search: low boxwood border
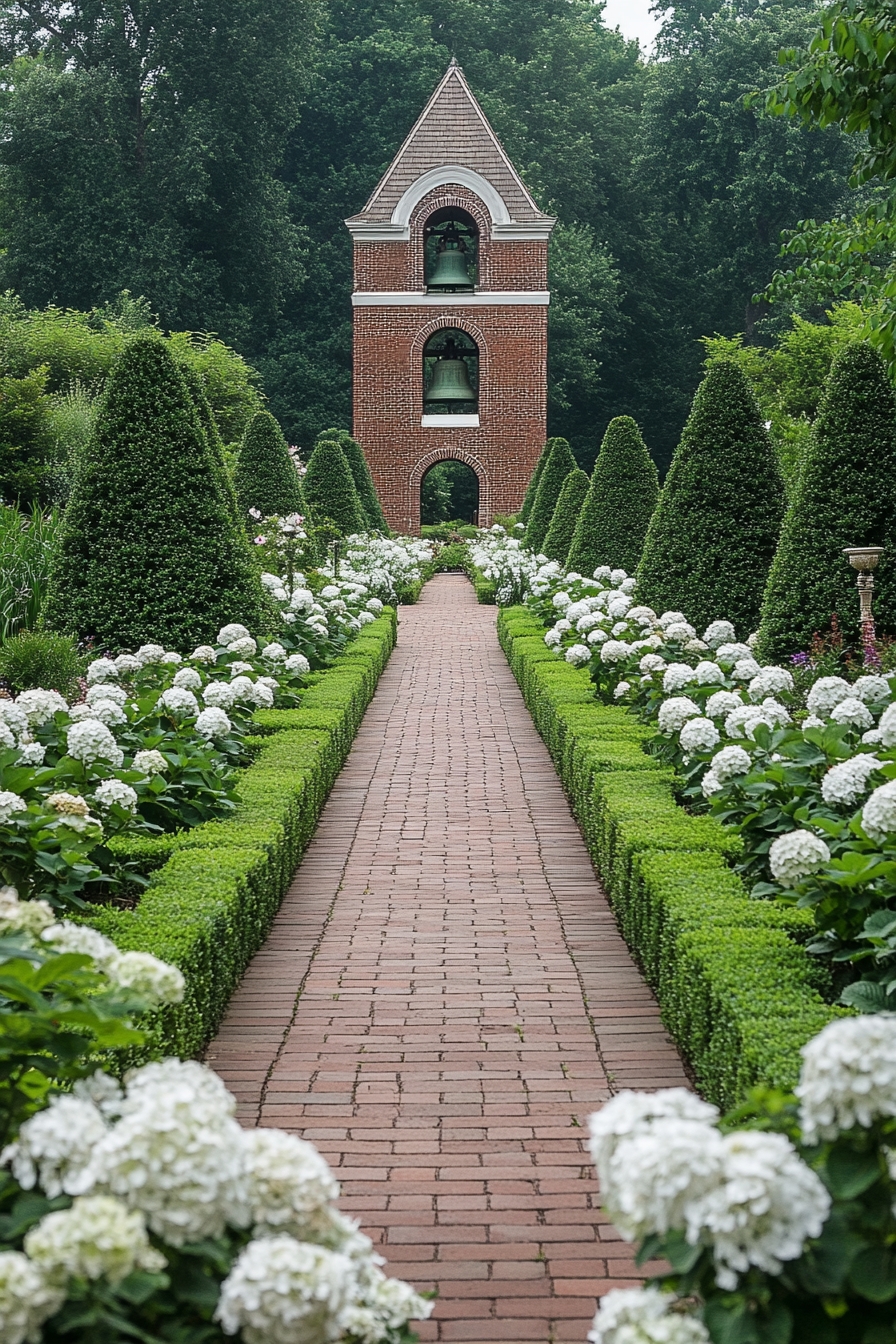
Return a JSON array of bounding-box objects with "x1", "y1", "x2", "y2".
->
[
  {"x1": 498, "y1": 605, "x2": 844, "y2": 1108},
  {"x1": 87, "y1": 611, "x2": 398, "y2": 1061}
]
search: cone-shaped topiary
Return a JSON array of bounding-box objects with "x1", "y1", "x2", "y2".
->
[
  {"x1": 44, "y1": 336, "x2": 267, "y2": 649},
  {"x1": 303, "y1": 437, "x2": 366, "y2": 537},
  {"x1": 525, "y1": 437, "x2": 577, "y2": 554},
  {"x1": 235, "y1": 410, "x2": 306, "y2": 526},
  {"x1": 636, "y1": 361, "x2": 785, "y2": 636},
  {"x1": 758, "y1": 343, "x2": 896, "y2": 660},
  {"x1": 542, "y1": 468, "x2": 590, "y2": 565},
  {"x1": 567, "y1": 417, "x2": 659, "y2": 576},
  {"x1": 180, "y1": 363, "x2": 240, "y2": 524},
  {"x1": 519, "y1": 440, "x2": 552, "y2": 523},
  {"x1": 317, "y1": 428, "x2": 387, "y2": 532}
]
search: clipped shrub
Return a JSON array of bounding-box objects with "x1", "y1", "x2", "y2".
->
[
  {"x1": 0, "y1": 629, "x2": 81, "y2": 694},
  {"x1": 525, "y1": 437, "x2": 576, "y2": 554},
  {"x1": 758, "y1": 343, "x2": 896, "y2": 661},
  {"x1": 180, "y1": 362, "x2": 240, "y2": 524},
  {"x1": 519, "y1": 439, "x2": 552, "y2": 523},
  {"x1": 303, "y1": 437, "x2": 366, "y2": 537},
  {"x1": 235, "y1": 409, "x2": 305, "y2": 526},
  {"x1": 542, "y1": 467, "x2": 590, "y2": 565},
  {"x1": 636, "y1": 361, "x2": 785, "y2": 636},
  {"x1": 567, "y1": 416, "x2": 659, "y2": 575},
  {"x1": 318, "y1": 428, "x2": 387, "y2": 532},
  {"x1": 44, "y1": 336, "x2": 267, "y2": 650}
]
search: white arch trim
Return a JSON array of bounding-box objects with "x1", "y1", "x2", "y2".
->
[{"x1": 392, "y1": 166, "x2": 511, "y2": 229}]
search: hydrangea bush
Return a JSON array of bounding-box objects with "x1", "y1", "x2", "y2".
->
[
  {"x1": 0, "y1": 888, "x2": 432, "y2": 1344},
  {"x1": 587, "y1": 1016, "x2": 896, "y2": 1344},
  {"x1": 483, "y1": 526, "x2": 896, "y2": 1011}
]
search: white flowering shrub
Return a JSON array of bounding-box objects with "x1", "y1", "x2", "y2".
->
[{"x1": 587, "y1": 1016, "x2": 896, "y2": 1344}]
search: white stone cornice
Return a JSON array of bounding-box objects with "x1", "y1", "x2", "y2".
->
[{"x1": 352, "y1": 291, "x2": 550, "y2": 307}]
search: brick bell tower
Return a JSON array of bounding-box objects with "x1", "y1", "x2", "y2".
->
[{"x1": 346, "y1": 60, "x2": 555, "y2": 533}]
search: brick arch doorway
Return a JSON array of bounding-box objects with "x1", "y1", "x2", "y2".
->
[{"x1": 408, "y1": 447, "x2": 491, "y2": 534}]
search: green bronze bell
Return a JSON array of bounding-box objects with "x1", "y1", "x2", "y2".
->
[
  {"x1": 427, "y1": 224, "x2": 473, "y2": 291},
  {"x1": 424, "y1": 339, "x2": 476, "y2": 403}
]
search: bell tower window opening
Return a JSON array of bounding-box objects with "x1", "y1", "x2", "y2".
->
[
  {"x1": 424, "y1": 208, "x2": 478, "y2": 292},
  {"x1": 422, "y1": 329, "x2": 478, "y2": 417}
]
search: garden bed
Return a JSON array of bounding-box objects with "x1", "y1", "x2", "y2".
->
[
  {"x1": 85, "y1": 610, "x2": 397, "y2": 1061},
  {"x1": 498, "y1": 605, "x2": 844, "y2": 1108}
]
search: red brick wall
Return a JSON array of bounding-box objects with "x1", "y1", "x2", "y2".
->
[{"x1": 351, "y1": 186, "x2": 549, "y2": 533}]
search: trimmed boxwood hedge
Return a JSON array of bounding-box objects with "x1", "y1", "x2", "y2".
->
[
  {"x1": 497, "y1": 605, "x2": 845, "y2": 1108},
  {"x1": 86, "y1": 611, "x2": 397, "y2": 1061}
]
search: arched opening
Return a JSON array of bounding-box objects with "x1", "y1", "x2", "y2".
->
[
  {"x1": 422, "y1": 328, "x2": 478, "y2": 416},
  {"x1": 420, "y1": 460, "x2": 480, "y2": 526},
  {"x1": 424, "y1": 207, "x2": 478, "y2": 292}
]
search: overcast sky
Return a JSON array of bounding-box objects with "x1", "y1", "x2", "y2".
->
[{"x1": 601, "y1": 0, "x2": 664, "y2": 53}]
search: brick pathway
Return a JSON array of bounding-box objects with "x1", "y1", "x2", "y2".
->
[{"x1": 206, "y1": 575, "x2": 688, "y2": 1343}]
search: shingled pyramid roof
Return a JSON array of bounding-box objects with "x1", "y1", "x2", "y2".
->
[{"x1": 346, "y1": 61, "x2": 554, "y2": 234}]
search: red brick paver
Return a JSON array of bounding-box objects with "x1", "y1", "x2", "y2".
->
[{"x1": 206, "y1": 575, "x2": 688, "y2": 1343}]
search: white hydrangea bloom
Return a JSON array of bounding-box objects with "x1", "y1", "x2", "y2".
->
[
  {"x1": 0, "y1": 701, "x2": 29, "y2": 738},
  {"x1": 666, "y1": 623, "x2": 697, "y2": 643},
  {"x1": 553, "y1": 591, "x2": 572, "y2": 609},
  {"x1": 157, "y1": 686, "x2": 199, "y2": 716},
  {"x1": 554, "y1": 618, "x2": 572, "y2": 634},
  {"x1": 821, "y1": 756, "x2": 880, "y2": 808},
  {"x1": 589, "y1": 629, "x2": 609, "y2": 645},
  {"x1": 709, "y1": 745, "x2": 752, "y2": 783},
  {"x1": 705, "y1": 691, "x2": 744, "y2": 721},
  {"x1": 607, "y1": 595, "x2": 632, "y2": 618},
  {"x1": 702, "y1": 621, "x2": 737, "y2": 650},
  {"x1": 357, "y1": 611, "x2": 375, "y2": 626},
  {"x1": 600, "y1": 1121, "x2": 725, "y2": 1241},
  {"x1": 0, "y1": 886, "x2": 53, "y2": 937},
  {"x1": 748, "y1": 667, "x2": 794, "y2": 701},
  {"x1": 612, "y1": 620, "x2": 631, "y2": 637},
  {"x1": 291, "y1": 590, "x2": 315, "y2": 613},
  {"x1": 593, "y1": 566, "x2": 613, "y2": 580},
  {"x1": 0, "y1": 791, "x2": 27, "y2": 824},
  {"x1": 366, "y1": 598, "x2": 383, "y2": 614},
  {"x1": 262, "y1": 642, "x2": 287, "y2": 662},
  {"x1": 565, "y1": 644, "x2": 591, "y2": 667},
  {"x1": 249, "y1": 681, "x2": 275, "y2": 709},
  {"x1": 70, "y1": 699, "x2": 127, "y2": 728},
  {"x1": 16, "y1": 689, "x2": 68, "y2": 727},
  {"x1": 190, "y1": 645, "x2": 217, "y2": 664},
  {"x1": 230, "y1": 636, "x2": 259, "y2": 657},
  {"x1": 614, "y1": 681, "x2": 632, "y2": 700},
  {"x1": 679, "y1": 718, "x2": 720, "y2": 755},
  {"x1": 588, "y1": 1288, "x2": 709, "y2": 1344},
  {"x1": 2, "y1": 1094, "x2": 107, "y2": 1197},
  {"x1": 544, "y1": 628, "x2": 562, "y2": 648},
  {"x1": 853, "y1": 675, "x2": 891, "y2": 705},
  {"x1": 114, "y1": 654, "x2": 142, "y2": 676},
  {"x1": 160, "y1": 652, "x2": 182, "y2": 666},
  {"x1": 658, "y1": 697, "x2": 701, "y2": 735},
  {"x1": 733, "y1": 658, "x2": 761, "y2": 682},
  {"x1": 132, "y1": 749, "x2": 167, "y2": 775},
  {"x1": 172, "y1": 667, "x2": 203, "y2": 691},
  {"x1": 94, "y1": 779, "x2": 138, "y2": 813},
  {"x1": 628, "y1": 606, "x2": 657, "y2": 625},
  {"x1": 588, "y1": 1089, "x2": 719, "y2": 1173},
  {"x1": 658, "y1": 611, "x2": 688, "y2": 629},
  {"x1": 15, "y1": 741, "x2": 45, "y2": 766},
  {"x1": 686, "y1": 1130, "x2": 830, "y2": 1290},
  {"x1": 862, "y1": 779, "x2": 896, "y2": 843},
  {"x1": 241, "y1": 1129, "x2": 339, "y2": 1235},
  {"x1": 684, "y1": 638, "x2": 709, "y2": 655},
  {"x1": 41, "y1": 921, "x2": 118, "y2": 970},
  {"x1": 320, "y1": 585, "x2": 340, "y2": 600},
  {"x1": 803, "y1": 715, "x2": 826, "y2": 732},
  {"x1": 878, "y1": 703, "x2": 896, "y2": 747},
  {"x1": 135, "y1": 644, "x2": 166, "y2": 666},
  {"x1": 768, "y1": 830, "x2": 831, "y2": 885},
  {"x1": 761, "y1": 697, "x2": 791, "y2": 728},
  {"x1": 88, "y1": 1059, "x2": 247, "y2": 1244},
  {"x1": 694, "y1": 660, "x2": 725, "y2": 686},
  {"x1": 65, "y1": 720, "x2": 124, "y2": 768},
  {"x1": 601, "y1": 640, "x2": 631, "y2": 665},
  {"x1": 715, "y1": 642, "x2": 753, "y2": 664},
  {"x1": 195, "y1": 707, "x2": 232, "y2": 739},
  {"x1": 108, "y1": 952, "x2": 185, "y2": 1005},
  {"x1": 86, "y1": 683, "x2": 127, "y2": 706},
  {"x1": 701, "y1": 769, "x2": 722, "y2": 798},
  {"x1": 73, "y1": 1070, "x2": 124, "y2": 1119},
  {"x1": 724, "y1": 705, "x2": 778, "y2": 741},
  {"x1": 24, "y1": 1195, "x2": 166, "y2": 1286},
  {"x1": 798, "y1": 1017, "x2": 896, "y2": 1142},
  {"x1": 285, "y1": 653, "x2": 310, "y2": 675},
  {"x1": 639, "y1": 654, "x2": 667, "y2": 675},
  {"x1": 203, "y1": 681, "x2": 236, "y2": 709},
  {"x1": 230, "y1": 660, "x2": 256, "y2": 676},
  {"x1": 830, "y1": 697, "x2": 874, "y2": 730},
  {"x1": 86, "y1": 658, "x2": 119, "y2": 685},
  {"x1": 807, "y1": 676, "x2": 852, "y2": 719},
  {"x1": 864, "y1": 729, "x2": 884, "y2": 745},
  {"x1": 662, "y1": 663, "x2": 695, "y2": 694},
  {"x1": 341, "y1": 1269, "x2": 434, "y2": 1344},
  {"x1": 0, "y1": 1250, "x2": 64, "y2": 1344},
  {"x1": 567, "y1": 601, "x2": 591, "y2": 623},
  {"x1": 215, "y1": 1237, "x2": 356, "y2": 1344},
  {"x1": 218, "y1": 624, "x2": 251, "y2": 646}
]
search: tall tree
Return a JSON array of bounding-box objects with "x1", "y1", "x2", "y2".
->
[
  {"x1": 235, "y1": 410, "x2": 306, "y2": 525},
  {"x1": 525, "y1": 436, "x2": 576, "y2": 554},
  {"x1": 567, "y1": 417, "x2": 658, "y2": 576}
]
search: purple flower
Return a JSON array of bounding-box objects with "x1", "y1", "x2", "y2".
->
[
  {"x1": 790, "y1": 652, "x2": 810, "y2": 667},
  {"x1": 254, "y1": 535, "x2": 268, "y2": 546}
]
